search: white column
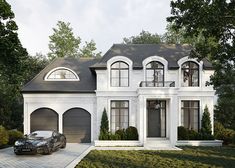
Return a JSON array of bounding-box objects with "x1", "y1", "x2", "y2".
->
[
  {"x1": 170, "y1": 96, "x2": 178, "y2": 146},
  {"x1": 138, "y1": 95, "x2": 145, "y2": 144},
  {"x1": 58, "y1": 113, "x2": 63, "y2": 133},
  {"x1": 23, "y1": 102, "x2": 28, "y2": 134}
]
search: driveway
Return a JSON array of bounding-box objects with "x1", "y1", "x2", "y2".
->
[{"x1": 0, "y1": 143, "x2": 91, "y2": 168}]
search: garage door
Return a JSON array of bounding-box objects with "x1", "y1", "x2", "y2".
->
[
  {"x1": 30, "y1": 108, "x2": 58, "y2": 132},
  {"x1": 63, "y1": 108, "x2": 91, "y2": 143}
]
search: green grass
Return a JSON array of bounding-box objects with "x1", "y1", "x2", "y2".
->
[{"x1": 76, "y1": 146, "x2": 235, "y2": 168}]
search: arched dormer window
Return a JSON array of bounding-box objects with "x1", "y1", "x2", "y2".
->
[
  {"x1": 181, "y1": 61, "x2": 199, "y2": 87},
  {"x1": 111, "y1": 61, "x2": 129, "y2": 87},
  {"x1": 146, "y1": 61, "x2": 164, "y2": 86},
  {"x1": 45, "y1": 67, "x2": 79, "y2": 81}
]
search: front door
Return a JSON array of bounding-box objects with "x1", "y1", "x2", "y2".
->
[{"x1": 147, "y1": 100, "x2": 166, "y2": 137}]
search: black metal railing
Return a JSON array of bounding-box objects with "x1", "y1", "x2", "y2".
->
[{"x1": 139, "y1": 81, "x2": 175, "y2": 87}]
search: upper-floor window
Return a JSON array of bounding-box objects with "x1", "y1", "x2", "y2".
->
[
  {"x1": 111, "y1": 61, "x2": 129, "y2": 87},
  {"x1": 146, "y1": 61, "x2": 164, "y2": 86},
  {"x1": 181, "y1": 61, "x2": 199, "y2": 87},
  {"x1": 45, "y1": 67, "x2": 79, "y2": 81}
]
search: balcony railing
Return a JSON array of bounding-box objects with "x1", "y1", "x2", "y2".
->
[{"x1": 139, "y1": 81, "x2": 175, "y2": 87}]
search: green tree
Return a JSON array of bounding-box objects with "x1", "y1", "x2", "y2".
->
[
  {"x1": 123, "y1": 30, "x2": 161, "y2": 44},
  {"x1": 100, "y1": 108, "x2": 109, "y2": 133},
  {"x1": 80, "y1": 40, "x2": 102, "y2": 57},
  {"x1": 48, "y1": 21, "x2": 81, "y2": 60},
  {"x1": 201, "y1": 105, "x2": 212, "y2": 135},
  {"x1": 167, "y1": 0, "x2": 235, "y2": 130}
]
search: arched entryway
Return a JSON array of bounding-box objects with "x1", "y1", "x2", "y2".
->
[
  {"x1": 30, "y1": 108, "x2": 58, "y2": 132},
  {"x1": 63, "y1": 108, "x2": 91, "y2": 143}
]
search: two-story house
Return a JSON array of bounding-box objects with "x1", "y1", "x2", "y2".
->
[{"x1": 22, "y1": 44, "x2": 215, "y2": 147}]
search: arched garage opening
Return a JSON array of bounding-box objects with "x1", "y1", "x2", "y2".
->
[
  {"x1": 63, "y1": 108, "x2": 91, "y2": 143},
  {"x1": 30, "y1": 108, "x2": 58, "y2": 132}
]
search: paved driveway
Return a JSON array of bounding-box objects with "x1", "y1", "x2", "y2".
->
[{"x1": 0, "y1": 143, "x2": 91, "y2": 168}]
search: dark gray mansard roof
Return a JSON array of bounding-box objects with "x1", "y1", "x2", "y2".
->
[
  {"x1": 91, "y1": 44, "x2": 213, "y2": 70},
  {"x1": 22, "y1": 58, "x2": 98, "y2": 93},
  {"x1": 22, "y1": 44, "x2": 213, "y2": 93}
]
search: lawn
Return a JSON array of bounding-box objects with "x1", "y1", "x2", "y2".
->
[{"x1": 76, "y1": 146, "x2": 235, "y2": 168}]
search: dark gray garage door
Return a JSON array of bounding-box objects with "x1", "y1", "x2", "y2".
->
[
  {"x1": 30, "y1": 108, "x2": 58, "y2": 132},
  {"x1": 63, "y1": 108, "x2": 91, "y2": 143}
]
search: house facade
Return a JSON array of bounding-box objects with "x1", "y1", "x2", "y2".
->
[{"x1": 22, "y1": 44, "x2": 215, "y2": 146}]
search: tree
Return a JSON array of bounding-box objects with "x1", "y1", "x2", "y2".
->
[
  {"x1": 100, "y1": 108, "x2": 109, "y2": 133},
  {"x1": 80, "y1": 40, "x2": 102, "y2": 57},
  {"x1": 201, "y1": 105, "x2": 212, "y2": 135},
  {"x1": 123, "y1": 30, "x2": 161, "y2": 44},
  {"x1": 48, "y1": 21, "x2": 81, "y2": 60},
  {"x1": 167, "y1": 0, "x2": 235, "y2": 130}
]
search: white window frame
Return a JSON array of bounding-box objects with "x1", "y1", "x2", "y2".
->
[{"x1": 44, "y1": 67, "x2": 80, "y2": 81}]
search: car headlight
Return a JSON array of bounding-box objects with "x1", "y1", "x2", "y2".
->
[
  {"x1": 15, "y1": 141, "x2": 24, "y2": 146},
  {"x1": 36, "y1": 141, "x2": 47, "y2": 147}
]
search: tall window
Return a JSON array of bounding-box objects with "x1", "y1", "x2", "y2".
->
[
  {"x1": 181, "y1": 61, "x2": 199, "y2": 87},
  {"x1": 111, "y1": 101, "x2": 129, "y2": 132},
  {"x1": 146, "y1": 61, "x2": 164, "y2": 86},
  {"x1": 181, "y1": 101, "x2": 199, "y2": 131},
  {"x1": 46, "y1": 68, "x2": 79, "y2": 80},
  {"x1": 111, "y1": 62, "x2": 129, "y2": 87}
]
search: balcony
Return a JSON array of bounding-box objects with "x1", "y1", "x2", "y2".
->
[{"x1": 139, "y1": 81, "x2": 175, "y2": 87}]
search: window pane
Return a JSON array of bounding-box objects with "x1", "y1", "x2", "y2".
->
[
  {"x1": 111, "y1": 62, "x2": 119, "y2": 68},
  {"x1": 111, "y1": 70, "x2": 119, "y2": 78},
  {"x1": 47, "y1": 69, "x2": 77, "y2": 79},
  {"x1": 120, "y1": 78, "x2": 128, "y2": 86},
  {"x1": 111, "y1": 101, "x2": 119, "y2": 108},
  {"x1": 192, "y1": 70, "x2": 199, "y2": 86},
  {"x1": 191, "y1": 62, "x2": 199, "y2": 69},
  {"x1": 119, "y1": 62, "x2": 128, "y2": 69},
  {"x1": 111, "y1": 78, "x2": 119, "y2": 87},
  {"x1": 120, "y1": 101, "x2": 128, "y2": 108},
  {"x1": 120, "y1": 70, "x2": 128, "y2": 78}
]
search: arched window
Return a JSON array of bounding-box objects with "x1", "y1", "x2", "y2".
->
[
  {"x1": 181, "y1": 61, "x2": 199, "y2": 87},
  {"x1": 146, "y1": 61, "x2": 164, "y2": 86},
  {"x1": 111, "y1": 61, "x2": 129, "y2": 87},
  {"x1": 45, "y1": 67, "x2": 79, "y2": 81}
]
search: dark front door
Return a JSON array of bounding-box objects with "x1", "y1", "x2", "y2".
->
[{"x1": 147, "y1": 100, "x2": 166, "y2": 137}]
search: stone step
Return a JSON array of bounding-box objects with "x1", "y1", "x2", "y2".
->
[{"x1": 144, "y1": 140, "x2": 172, "y2": 148}]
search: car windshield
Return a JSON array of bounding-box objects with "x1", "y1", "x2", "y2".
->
[{"x1": 28, "y1": 131, "x2": 53, "y2": 139}]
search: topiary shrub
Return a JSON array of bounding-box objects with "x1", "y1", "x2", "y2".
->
[
  {"x1": 178, "y1": 126, "x2": 189, "y2": 140},
  {"x1": 188, "y1": 129, "x2": 200, "y2": 140},
  {"x1": 99, "y1": 108, "x2": 110, "y2": 140},
  {"x1": 8, "y1": 130, "x2": 23, "y2": 145},
  {"x1": 0, "y1": 125, "x2": 9, "y2": 146},
  {"x1": 126, "y1": 126, "x2": 138, "y2": 140},
  {"x1": 109, "y1": 133, "x2": 121, "y2": 140},
  {"x1": 200, "y1": 105, "x2": 213, "y2": 137},
  {"x1": 115, "y1": 129, "x2": 126, "y2": 140}
]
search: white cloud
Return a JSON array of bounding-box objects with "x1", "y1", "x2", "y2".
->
[{"x1": 8, "y1": 0, "x2": 171, "y2": 55}]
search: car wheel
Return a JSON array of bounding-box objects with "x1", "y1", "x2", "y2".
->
[
  {"x1": 60, "y1": 139, "x2": 66, "y2": 149},
  {"x1": 43, "y1": 146, "x2": 52, "y2": 155},
  {"x1": 14, "y1": 151, "x2": 21, "y2": 155}
]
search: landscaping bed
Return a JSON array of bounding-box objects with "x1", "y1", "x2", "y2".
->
[{"x1": 76, "y1": 146, "x2": 235, "y2": 168}]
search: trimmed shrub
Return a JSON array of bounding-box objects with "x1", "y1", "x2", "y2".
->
[
  {"x1": 99, "y1": 131, "x2": 109, "y2": 140},
  {"x1": 178, "y1": 126, "x2": 189, "y2": 140},
  {"x1": 201, "y1": 105, "x2": 212, "y2": 135},
  {"x1": 188, "y1": 129, "x2": 199, "y2": 140},
  {"x1": 126, "y1": 126, "x2": 138, "y2": 140},
  {"x1": 100, "y1": 108, "x2": 109, "y2": 133},
  {"x1": 8, "y1": 130, "x2": 23, "y2": 145},
  {"x1": 109, "y1": 133, "x2": 121, "y2": 140},
  {"x1": 115, "y1": 129, "x2": 126, "y2": 140},
  {"x1": 214, "y1": 121, "x2": 235, "y2": 145},
  {"x1": 0, "y1": 125, "x2": 9, "y2": 146}
]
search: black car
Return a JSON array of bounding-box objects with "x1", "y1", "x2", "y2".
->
[{"x1": 14, "y1": 130, "x2": 66, "y2": 155}]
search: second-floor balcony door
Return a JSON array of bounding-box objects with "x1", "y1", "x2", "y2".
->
[{"x1": 146, "y1": 61, "x2": 164, "y2": 87}]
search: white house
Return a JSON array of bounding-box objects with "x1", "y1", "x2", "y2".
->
[{"x1": 22, "y1": 44, "x2": 215, "y2": 146}]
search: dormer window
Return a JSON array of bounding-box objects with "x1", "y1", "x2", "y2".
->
[
  {"x1": 111, "y1": 61, "x2": 129, "y2": 87},
  {"x1": 146, "y1": 61, "x2": 164, "y2": 87},
  {"x1": 181, "y1": 61, "x2": 199, "y2": 87},
  {"x1": 45, "y1": 67, "x2": 79, "y2": 81}
]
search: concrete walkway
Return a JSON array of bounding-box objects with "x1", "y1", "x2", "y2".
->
[{"x1": 0, "y1": 143, "x2": 91, "y2": 168}]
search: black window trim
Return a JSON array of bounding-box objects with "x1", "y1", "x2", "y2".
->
[
  {"x1": 181, "y1": 100, "x2": 200, "y2": 131},
  {"x1": 110, "y1": 100, "x2": 129, "y2": 132},
  {"x1": 146, "y1": 61, "x2": 165, "y2": 86},
  {"x1": 181, "y1": 61, "x2": 200, "y2": 87},
  {"x1": 110, "y1": 61, "x2": 129, "y2": 87}
]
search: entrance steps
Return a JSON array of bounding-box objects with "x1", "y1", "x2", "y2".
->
[{"x1": 144, "y1": 138, "x2": 174, "y2": 149}]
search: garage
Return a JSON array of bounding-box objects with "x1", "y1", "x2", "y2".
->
[
  {"x1": 30, "y1": 108, "x2": 58, "y2": 132},
  {"x1": 63, "y1": 108, "x2": 91, "y2": 143}
]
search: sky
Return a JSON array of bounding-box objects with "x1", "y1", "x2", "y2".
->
[{"x1": 8, "y1": 0, "x2": 172, "y2": 56}]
